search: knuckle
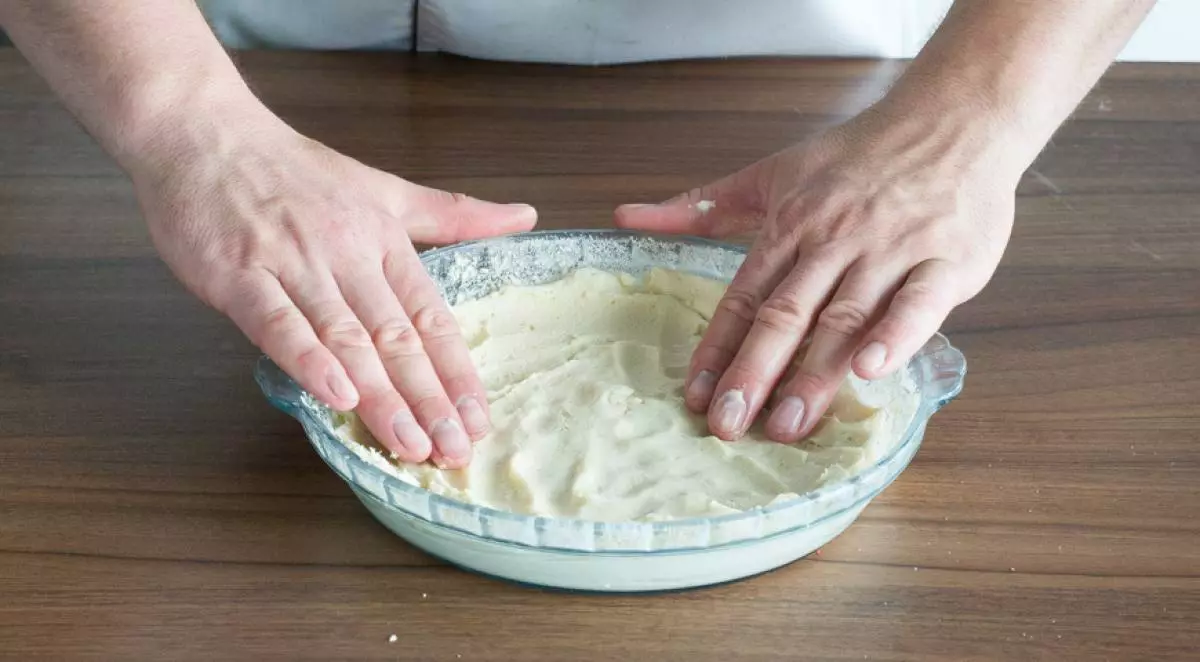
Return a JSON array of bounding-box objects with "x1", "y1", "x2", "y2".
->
[
  {"x1": 684, "y1": 186, "x2": 713, "y2": 206},
  {"x1": 894, "y1": 281, "x2": 942, "y2": 309},
  {"x1": 192, "y1": 230, "x2": 256, "y2": 279},
  {"x1": 409, "y1": 393, "x2": 450, "y2": 418},
  {"x1": 276, "y1": 210, "x2": 311, "y2": 258},
  {"x1": 260, "y1": 304, "x2": 305, "y2": 338},
  {"x1": 410, "y1": 304, "x2": 460, "y2": 340},
  {"x1": 438, "y1": 375, "x2": 478, "y2": 399},
  {"x1": 226, "y1": 225, "x2": 274, "y2": 271},
  {"x1": 316, "y1": 315, "x2": 373, "y2": 350},
  {"x1": 424, "y1": 188, "x2": 473, "y2": 208},
  {"x1": 754, "y1": 296, "x2": 809, "y2": 335},
  {"x1": 292, "y1": 345, "x2": 328, "y2": 372},
  {"x1": 691, "y1": 344, "x2": 736, "y2": 372},
  {"x1": 816, "y1": 300, "x2": 872, "y2": 338},
  {"x1": 716, "y1": 288, "x2": 761, "y2": 324},
  {"x1": 355, "y1": 384, "x2": 401, "y2": 408},
  {"x1": 790, "y1": 371, "x2": 836, "y2": 397},
  {"x1": 719, "y1": 365, "x2": 762, "y2": 393},
  {"x1": 372, "y1": 317, "x2": 424, "y2": 359}
]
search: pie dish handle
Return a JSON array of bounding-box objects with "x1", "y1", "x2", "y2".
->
[
  {"x1": 915, "y1": 333, "x2": 968, "y2": 411},
  {"x1": 253, "y1": 356, "x2": 306, "y2": 420}
]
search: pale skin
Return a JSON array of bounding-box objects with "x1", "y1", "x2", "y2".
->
[
  {"x1": 617, "y1": 0, "x2": 1158, "y2": 441},
  {"x1": 0, "y1": 1, "x2": 1156, "y2": 462}
]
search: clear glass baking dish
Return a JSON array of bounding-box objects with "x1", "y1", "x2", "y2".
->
[{"x1": 255, "y1": 230, "x2": 966, "y2": 591}]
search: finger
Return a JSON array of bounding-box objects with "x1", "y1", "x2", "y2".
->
[
  {"x1": 614, "y1": 163, "x2": 767, "y2": 238},
  {"x1": 684, "y1": 243, "x2": 794, "y2": 416},
  {"x1": 218, "y1": 270, "x2": 358, "y2": 411},
  {"x1": 705, "y1": 254, "x2": 845, "y2": 440},
  {"x1": 852, "y1": 259, "x2": 959, "y2": 380},
  {"x1": 338, "y1": 261, "x2": 474, "y2": 470},
  {"x1": 398, "y1": 182, "x2": 537, "y2": 245},
  {"x1": 766, "y1": 262, "x2": 908, "y2": 443},
  {"x1": 282, "y1": 269, "x2": 434, "y2": 464},
  {"x1": 383, "y1": 246, "x2": 492, "y2": 443}
]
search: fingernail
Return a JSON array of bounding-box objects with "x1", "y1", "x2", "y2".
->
[
  {"x1": 713, "y1": 390, "x2": 747, "y2": 435},
  {"x1": 856, "y1": 342, "x2": 888, "y2": 373},
  {"x1": 456, "y1": 396, "x2": 489, "y2": 436},
  {"x1": 392, "y1": 410, "x2": 432, "y2": 459},
  {"x1": 430, "y1": 418, "x2": 472, "y2": 462},
  {"x1": 768, "y1": 397, "x2": 806, "y2": 441},
  {"x1": 686, "y1": 370, "x2": 718, "y2": 406},
  {"x1": 326, "y1": 368, "x2": 359, "y2": 407}
]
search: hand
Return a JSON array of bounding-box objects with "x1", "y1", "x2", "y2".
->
[
  {"x1": 616, "y1": 107, "x2": 1018, "y2": 442},
  {"x1": 130, "y1": 108, "x2": 536, "y2": 467}
]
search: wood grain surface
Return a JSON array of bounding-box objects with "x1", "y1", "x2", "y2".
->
[{"x1": 1, "y1": 50, "x2": 1198, "y2": 661}]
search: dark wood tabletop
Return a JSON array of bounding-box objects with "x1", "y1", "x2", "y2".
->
[{"x1": 1, "y1": 49, "x2": 1198, "y2": 661}]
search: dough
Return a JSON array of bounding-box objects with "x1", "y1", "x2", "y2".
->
[{"x1": 333, "y1": 268, "x2": 920, "y2": 522}]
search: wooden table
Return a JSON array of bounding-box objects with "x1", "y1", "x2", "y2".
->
[{"x1": 1, "y1": 50, "x2": 1197, "y2": 661}]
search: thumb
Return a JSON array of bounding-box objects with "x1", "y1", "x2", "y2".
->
[
  {"x1": 614, "y1": 166, "x2": 765, "y2": 238},
  {"x1": 401, "y1": 183, "x2": 538, "y2": 245}
]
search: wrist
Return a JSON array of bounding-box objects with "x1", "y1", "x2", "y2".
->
[
  {"x1": 854, "y1": 76, "x2": 1041, "y2": 186},
  {"x1": 109, "y1": 61, "x2": 282, "y2": 180}
]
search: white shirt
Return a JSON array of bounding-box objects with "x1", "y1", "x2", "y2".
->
[{"x1": 196, "y1": 0, "x2": 1199, "y2": 64}]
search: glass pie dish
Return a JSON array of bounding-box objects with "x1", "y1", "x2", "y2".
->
[{"x1": 255, "y1": 230, "x2": 966, "y2": 592}]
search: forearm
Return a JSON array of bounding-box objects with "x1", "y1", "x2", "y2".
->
[
  {"x1": 869, "y1": 0, "x2": 1155, "y2": 175},
  {"x1": 0, "y1": 0, "x2": 264, "y2": 173}
]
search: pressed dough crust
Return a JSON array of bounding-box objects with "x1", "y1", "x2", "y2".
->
[{"x1": 334, "y1": 268, "x2": 919, "y2": 522}]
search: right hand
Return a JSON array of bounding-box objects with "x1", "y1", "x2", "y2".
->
[{"x1": 128, "y1": 107, "x2": 536, "y2": 468}]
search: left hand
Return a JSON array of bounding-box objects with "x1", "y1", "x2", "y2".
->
[{"x1": 616, "y1": 107, "x2": 1019, "y2": 442}]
